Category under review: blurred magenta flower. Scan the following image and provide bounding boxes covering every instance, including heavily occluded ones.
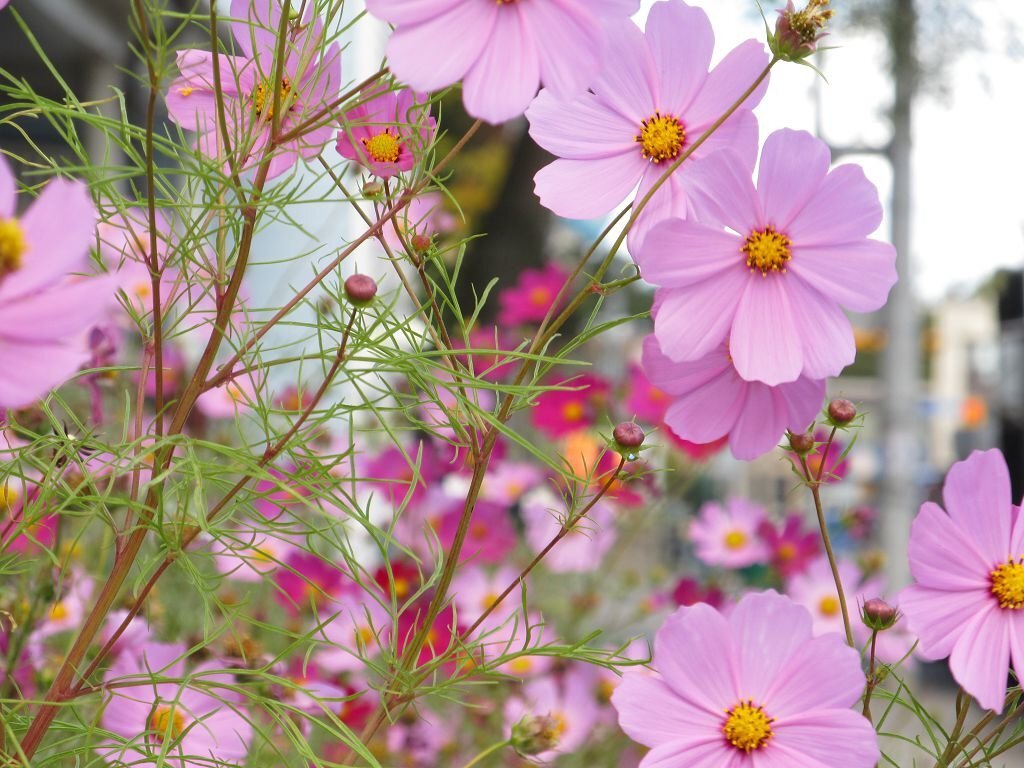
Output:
[336,86,435,178]
[642,335,824,461]
[531,373,610,439]
[689,498,769,569]
[901,449,1024,712]
[527,0,767,249]
[612,591,879,766]
[0,158,115,408]
[637,129,897,385]
[497,263,570,327]
[758,513,821,578]
[166,0,341,179]
[366,0,639,124]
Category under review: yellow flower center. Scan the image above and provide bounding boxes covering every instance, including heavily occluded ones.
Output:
[252,76,293,119]
[148,705,186,741]
[0,483,20,511]
[742,226,792,276]
[361,131,402,164]
[562,401,585,423]
[991,559,1024,609]
[49,601,68,622]
[787,0,834,43]
[776,542,797,561]
[0,218,27,277]
[723,700,774,753]
[818,595,840,616]
[528,286,551,307]
[635,112,686,164]
[723,529,747,550]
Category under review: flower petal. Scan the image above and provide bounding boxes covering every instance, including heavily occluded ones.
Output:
[789,239,897,314]
[949,604,1011,712]
[365,0,461,25]
[764,635,866,718]
[0,155,15,218]
[900,585,989,661]
[612,673,721,749]
[591,21,657,123]
[525,0,603,99]
[686,39,770,129]
[526,89,637,160]
[786,282,856,380]
[729,276,803,385]
[907,501,991,591]
[756,129,831,231]
[534,154,642,219]
[647,0,713,112]
[463,7,540,123]
[636,219,743,288]
[771,709,880,767]
[788,163,885,246]
[652,277,744,362]
[943,449,1014,564]
[654,604,738,713]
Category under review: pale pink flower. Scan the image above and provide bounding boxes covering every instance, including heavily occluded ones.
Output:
[689,498,769,569]
[366,0,640,124]
[521,488,617,573]
[900,449,1024,711]
[336,86,435,178]
[451,565,520,630]
[195,373,261,418]
[527,0,768,249]
[788,557,883,638]
[636,129,898,385]
[612,591,879,767]
[0,157,115,408]
[166,0,341,180]
[316,594,392,674]
[642,334,824,460]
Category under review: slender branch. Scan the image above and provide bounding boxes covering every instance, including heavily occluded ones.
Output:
[862,629,878,722]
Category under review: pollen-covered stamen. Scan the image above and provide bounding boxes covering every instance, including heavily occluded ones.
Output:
[723,529,747,550]
[148,705,186,742]
[635,112,685,164]
[991,559,1024,609]
[251,76,294,119]
[742,226,792,276]
[0,218,27,277]
[786,0,834,44]
[361,130,403,164]
[723,700,775,753]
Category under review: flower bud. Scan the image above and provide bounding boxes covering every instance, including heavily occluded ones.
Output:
[827,397,857,425]
[613,421,645,450]
[362,181,383,198]
[770,0,834,61]
[411,233,432,252]
[861,597,899,632]
[788,430,814,455]
[511,713,563,757]
[344,274,378,305]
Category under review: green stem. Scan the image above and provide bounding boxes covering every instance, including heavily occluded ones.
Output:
[461,739,512,768]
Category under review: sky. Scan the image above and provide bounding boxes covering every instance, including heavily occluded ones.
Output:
[637,0,1024,303]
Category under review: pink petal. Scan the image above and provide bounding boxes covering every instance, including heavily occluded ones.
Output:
[900,585,989,661]
[789,239,897,314]
[0,338,90,408]
[230,0,279,61]
[641,740,741,768]
[683,150,762,234]
[730,592,813,703]
[688,108,761,176]
[5,179,96,298]
[764,635,866,718]
[0,277,116,341]
[385,1,496,93]
[786,282,856,380]
[907,502,991,591]
[771,709,880,766]
[526,90,637,160]
[0,155,14,218]
[756,129,831,231]
[729,383,790,460]
[943,449,1013,564]
[788,163,885,246]
[729,277,803,386]
[629,167,692,256]
[525,0,603,99]
[686,39,770,129]
[652,278,743,362]
[664,370,745,445]
[777,375,826,430]
[950,605,1011,712]
[636,219,742,288]
[612,673,721,749]
[591,22,657,123]
[534,154,643,219]
[365,0,461,25]
[463,7,540,123]
[647,0,714,112]
[654,604,738,713]
[641,335,730,395]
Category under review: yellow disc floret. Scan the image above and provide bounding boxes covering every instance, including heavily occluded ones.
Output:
[742,226,792,276]
[149,705,186,741]
[723,529,748,550]
[818,595,840,616]
[361,131,402,164]
[0,218,27,277]
[636,112,686,164]
[252,76,293,120]
[723,700,774,753]
[991,559,1024,609]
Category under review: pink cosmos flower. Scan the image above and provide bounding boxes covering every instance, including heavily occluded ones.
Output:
[382,190,455,252]
[316,593,392,674]
[195,372,261,419]
[451,565,520,630]
[506,674,600,762]
[799,427,850,482]
[624,362,670,423]
[900,449,1024,712]
[671,577,726,609]
[480,460,544,506]
[612,591,879,767]
[758,513,821,578]
[438,499,516,565]
[166,0,341,180]
[530,373,610,439]
[689,498,769,569]
[527,0,768,249]
[365,0,640,124]
[0,158,115,408]
[636,129,898,385]
[497,263,570,327]
[336,86,435,178]
[642,334,824,461]
[521,488,617,573]
[99,643,251,766]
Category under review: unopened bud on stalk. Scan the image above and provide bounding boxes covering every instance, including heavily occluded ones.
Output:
[362,181,383,198]
[770,0,834,61]
[411,233,432,253]
[788,430,814,455]
[511,713,563,756]
[344,274,378,305]
[861,597,899,632]
[613,421,645,450]
[827,397,857,425]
